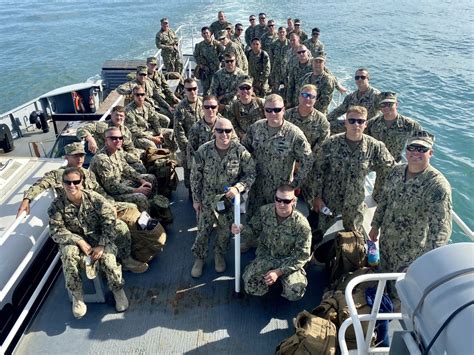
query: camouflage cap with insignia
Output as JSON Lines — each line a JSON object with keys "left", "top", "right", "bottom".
{"left": 407, "top": 130, "right": 435, "bottom": 148}
{"left": 239, "top": 78, "right": 253, "bottom": 86}
{"left": 380, "top": 91, "right": 398, "bottom": 104}
{"left": 64, "top": 142, "right": 85, "bottom": 155}
{"left": 147, "top": 56, "right": 158, "bottom": 65}
{"left": 160, "top": 17, "right": 169, "bottom": 24}
{"left": 136, "top": 65, "right": 148, "bottom": 74}
{"left": 312, "top": 53, "right": 326, "bottom": 61}
{"left": 217, "top": 30, "right": 227, "bottom": 40}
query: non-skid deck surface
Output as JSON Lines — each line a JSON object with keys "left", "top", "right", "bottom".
{"left": 15, "top": 180, "right": 329, "bottom": 354}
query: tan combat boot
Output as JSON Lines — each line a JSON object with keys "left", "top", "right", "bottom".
{"left": 71, "top": 291, "right": 87, "bottom": 319}
{"left": 113, "top": 289, "right": 129, "bottom": 312}
{"left": 121, "top": 256, "right": 149, "bottom": 273}
{"left": 191, "top": 258, "right": 204, "bottom": 278}
{"left": 215, "top": 253, "right": 226, "bottom": 273}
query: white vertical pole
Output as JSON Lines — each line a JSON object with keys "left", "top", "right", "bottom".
{"left": 234, "top": 193, "right": 241, "bottom": 293}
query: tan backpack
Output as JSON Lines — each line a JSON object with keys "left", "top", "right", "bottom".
{"left": 329, "top": 230, "right": 367, "bottom": 282}
{"left": 275, "top": 310, "right": 337, "bottom": 355}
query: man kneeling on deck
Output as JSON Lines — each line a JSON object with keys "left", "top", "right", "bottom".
{"left": 48, "top": 167, "right": 129, "bottom": 318}
{"left": 231, "top": 185, "right": 312, "bottom": 301}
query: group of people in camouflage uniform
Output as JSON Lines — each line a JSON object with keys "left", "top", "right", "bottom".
{"left": 17, "top": 11, "right": 453, "bottom": 317}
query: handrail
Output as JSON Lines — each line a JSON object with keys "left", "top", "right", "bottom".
{"left": 234, "top": 193, "right": 241, "bottom": 293}
{"left": 97, "top": 93, "right": 123, "bottom": 122}
{"left": 338, "top": 272, "right": 404, "bottom": 355}
{"left": 452, "top": 210, "right": 473, "bottom": 240}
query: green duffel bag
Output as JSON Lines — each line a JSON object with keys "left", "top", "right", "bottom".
{"left": 275, "top": 310, "right": 337, "bottom": 355}
{"left": 129, "top": 219, "right": 167, "bottom": 263}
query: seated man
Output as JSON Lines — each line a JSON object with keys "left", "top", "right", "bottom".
{"left": 190, "top": 118, "right": 256, "bottom": 277}
{"left": 76, "top": 105, "right": 146, "bottom": 173}
{"left": 48, "top": 167, "right": 129, "bottom": 318}
{"left": 232, "top": 185, "right": 311, "bottom": 301}
{"left": 89, "top": 127, "right": 156, "bottom": 212}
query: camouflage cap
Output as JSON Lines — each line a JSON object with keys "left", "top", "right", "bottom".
{"left": 217, "top": 30, "right": 227, "bottom": 40}
{"left": 160, "top": 18, "right": 169, "bottom": 24}
{"left": 380, "top": 92, "right": 397, "bottom": 104}
{"left": 312, "top": 53, "right": 326, "bottom": 61}
{"left": 239, "top": 78, "right": 253, "bottom": 86}
{"left": 294, "top": 19, "right": 301, "bottom": 25}
{"left": 64, "top": 142, "right": 85, "bottom": 155}
{"left": 136, "top": 65, "right": 148, "bottom": 74}
{"left": 147, "top": 56, "right": 158, "bottom": 65}
{"left": 407, "top": 131, "right": 435, "bottom": 148}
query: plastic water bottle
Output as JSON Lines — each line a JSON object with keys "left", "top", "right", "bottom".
{"left": 224, "top": 186, "right": 234, "bottom": 204}
{"left": 367, "top": 240, "right": 380, "bottom": 267}
{"left": 320, "top": 206, "right": 333, "bottom": 216}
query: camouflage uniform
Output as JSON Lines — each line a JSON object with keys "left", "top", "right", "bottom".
{"left": 210, "top": 67, "right": 248, "bottom": 105}
{"left": 209, "top": 20, "right": 232, "bottom": 37}
{"left": 148, "top": 70, "right": 176, "bottom": 119}
{"left": 116, "top": 77, "right": 157, "bottom": 109}
{"left": 76, "top": 120, "right": 145, "bottom": 173}
{"left": 125, "top": 101, "right": 174, "bottom": 150}
{"left": 284, "top": 107, "right": 330, "bottom": 154}
{"left": 242, "top": 119, "right": 312, "bottom": 218}
{"left": 90, "top": 147, "right": 156, "bottom": 212}
{"left": 155, "top": 28, "right": 183, "bottom": 73}
{"left": 287, "top": 29, "right": 308, "bottom": 42}
{"left": 372, "top": 164, "right": 452, "bottom": 272}
{"left": 245, "top": 26, "right": 257, "bottom": 48}
{"left": 231, "top": 34, "right": 245, "bottom": 50}
{"left": 173, "top": 96, "right": 204, "bottom": 187}
{"left": 247, "top": 49, "right": 271, "bottom": 97}
{"left": 194, "top": 39, "right": 222, "bottom": 95}
{"left": 242, "top": 204, "right": 312, "bottom": 301}
{"left": 223, "top": 97, "right": 264, "bottom": 139}
{"left": 48, "top": 190, "right": 124, "bottom": 293}
{"left": 254, "top": 24, "right": 267, "bottom": 41}
{"left": 286, "top": 61, "right": 313, "bottom": 107}
{"left": 186, "top": 115, "right": 224, "bottom": 166}
{"left": 223, "top": 41, "right": 248, "bottom": 73}
{"left": 304, "top": 38, "right": 325, "bottom": 57}
{"left": 310, "top": 133, "right": 395, "bottom": 233}
{"left": 261, "top": 33, "right": 277, "bottom": 52}
{"left": 269, "top": 39, "right": 290, "bottom": 93}
{"left": 190, "top": 140, "right": 256, "bottom": 259}
{"left": 299, "top": 70, "right": 336, "bottom": 114}
{"left": 327, "top": 86, "right": 381, "bottom": 134}
{"left": 367, "top": 113, "right": 422, "bottom": 201}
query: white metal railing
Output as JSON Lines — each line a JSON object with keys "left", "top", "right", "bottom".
{"left": 339, "top": 273, "right": 404, "bottom": 355}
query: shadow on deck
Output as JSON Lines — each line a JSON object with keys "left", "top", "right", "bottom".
{"left": 15, "top": 181, "right": 329, "bottom": 354}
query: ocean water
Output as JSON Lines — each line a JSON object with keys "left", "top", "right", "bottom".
{"left": 0, "top": 0, "right": 472, "bottom": 240}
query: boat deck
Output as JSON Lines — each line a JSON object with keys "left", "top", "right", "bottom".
{"left": 14, "top": 179, "right": 329, "bottom": 354}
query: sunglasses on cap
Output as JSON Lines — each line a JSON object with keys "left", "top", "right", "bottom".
{"left": 215, "top": 128, "right": 233, "bottom": 134}
{"left": 239, "top": 85, "right": 252, "bottom": 91}
{"left": 107, "top": 136, "right": 124, "bottom": 141}
{"left": 407, "top": 145, "right": 430, "bottom": 153}
{"left": 63, "top": 179, "right": 82, "bottom": 186}
{"left": 275, "top": 196, "right": 294, "bottom": 204}
{"left": 185, "top": 87, "right": 198, "bottom": 92}
{"left": 354, "top": 75, "right": 367, "bottom": 80}
{"left": 134, "top": 93, "right": 146, "bottom": 96}
{"left": 265, "top": 107, "right": 284, "bottom": 113}
{"left": 347, "top": 118, "right": 367, "bottom": 125}
{"left": 300, "top": 92, "right": 316, "bottom": 99}
{"left": 203, "top": 104, "right": 218, "bottom": 110}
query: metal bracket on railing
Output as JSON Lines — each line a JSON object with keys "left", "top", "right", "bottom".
{"left": 338, "top": 272, "right": 404, "bottom": 355}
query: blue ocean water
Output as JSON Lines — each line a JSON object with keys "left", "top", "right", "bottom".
{"left": 0, "top": 0, "right": 472, "bottom": 240}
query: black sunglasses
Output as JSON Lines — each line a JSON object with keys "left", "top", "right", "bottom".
{"left": 297, "top": 50, "right": 307, "bottom": 54}
{"left": 225, "top": 59, "right": 235, "bottom": 63}
{"left": 63, "top": 179, "right": 82, "bottom": 186}
{"left": 407, "top": 145, "right": 430, "bottom": 153}
{"left": 275, "top": 196, "right": 293, "bottom": 204}
{"left": 215, "top": 128, "right": 233, "bottom": 134}
{"left": 265, "top": 107, "right": 284, "bottom": 113}
{"left": 185, "top": 87, "right": 198, "bottom": 92}
{"left": 239, "top": 85, "right": 252, "bottom": 91}
{"left": 134, "top": 93, "right": 146, "bottom": 96}
{"left": 300, "top": 92, "right": 316, "bottom": 99}
{"left": 380, "top": 102, "right": 394, "bottom": 108}
{"left": 107, "top": 136, "right": 124, "bottom": 141}
{"left": 354, "top": 75, "right": 367, "bottom": 80}
{"left": 203, "top": 105, "right": 218, "bottom": 109}
{"left": 347, "top": 118, "right": 367, "bottom": 125}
